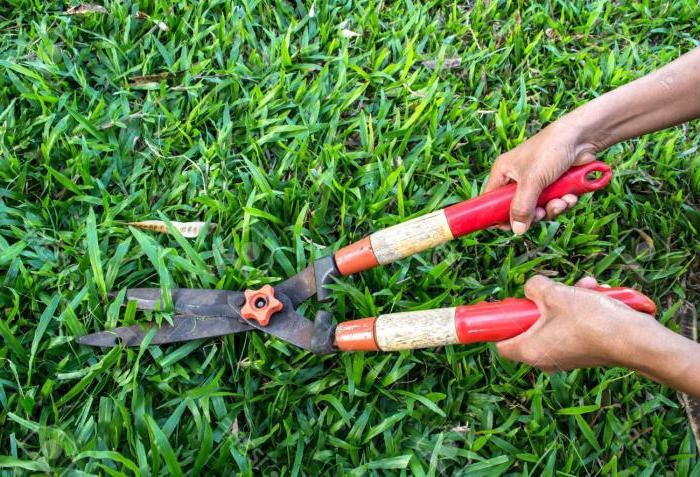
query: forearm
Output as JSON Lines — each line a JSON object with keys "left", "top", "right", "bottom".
{"left": 565, "top": 46, "right": 700, "bottom": 150}
{"left": 617, "top": 314, "right": 700, "bottom": 399}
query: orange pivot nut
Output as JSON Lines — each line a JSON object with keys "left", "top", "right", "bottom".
{"left": 240, "top": 285, "right": 283, "bottom": 326}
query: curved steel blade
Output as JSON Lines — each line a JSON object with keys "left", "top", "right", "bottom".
{"left": 77, "top": 315, "right": 254, "bottom": 347}
{"left": 119, "top": 288, "right": 243, "bottom": 316}
{"left": 274, "top": 266, "right": 317, "bottom": 307}
{"left": 83, "top": 261, "right": 331, "bottom": 350}
{"left": 79, "top": 292, "right": 314, "bottom": 349}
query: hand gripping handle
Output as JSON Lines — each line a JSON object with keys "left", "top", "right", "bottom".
{"left": 334, "top": 161, "right": 612, "bottom": 275}
{"left": 334, "top": 286, "right": 655, "bottom": 352}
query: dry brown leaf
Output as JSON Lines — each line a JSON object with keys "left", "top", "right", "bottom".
{"left": 450, "top": 424, "right": 469, "bottom": 433}
{"left": 231, "top": 418, "right": 239, "bottom": 435}
{"left": 128, "top": 72, "right": 171, "bottom": 85}
{"left": 341, "top": 29, "right": 360, "bottom": 38}
{"left": 422, "top": 57, "right": 462, "bottom": 70}
{"left": 65, "top": 4, "right": 107, "bottom": 15}
{"left": 128, "top": 220, "right": 216, "bottom": 238}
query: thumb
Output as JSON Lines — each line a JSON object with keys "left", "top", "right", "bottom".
{"left": 572, "top": 148, "right": 597, "bottom": 166}
{"left": 510, "top": 177, "right": 545, "bottom": 235}
{"left": 496, "top": 339, "right": 522, "bottom": 361}
{"left": 524, "top": 275, "right": 555, "bottom": 304}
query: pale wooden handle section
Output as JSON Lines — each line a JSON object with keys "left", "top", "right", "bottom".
{"left": 374, "top": 307, "right": 458, "bottom": 351}
{"left": 370, "top": 210, "right": 454, "bottom": 265}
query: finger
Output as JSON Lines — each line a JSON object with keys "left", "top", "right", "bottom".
{"left": 542, "top": 367, "right": 562, "bottom": 375}
{"left": 493, "top": 223, "right": 511, "bottom": 231}
{"left": 545, "top": 198, "right": 568, "bottom": 219}
{"left": 572, "top": 149, "right": 597, "bottom": 166}
{"left": 533, "top": 207, "right": 546, "bottom": 223}
{"left": 484, "top": 167, "right": 510, "bottom": 194}
{"left": 510, "top": 177, "right": 545, "bottom": 235}
{"left": 524, "top": 275, "right": 554, "bottom": 303}
{"left": 575, "top": 276, "right": 599, "bottom": 289}
{"left": 496, "top": 339, "right": 523, "bottom": 362}
{"left": 561, "top": 194, "right": 578, "bottom": 209}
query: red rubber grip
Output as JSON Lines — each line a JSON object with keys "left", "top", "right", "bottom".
{"left": 444, "top": 161, "right": 612, "bottom": 237}
{"left": 454, "top": 286, "right": 656, "bottom": 344}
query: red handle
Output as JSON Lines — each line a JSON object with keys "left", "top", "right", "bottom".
{"left": 334, "top": 161, "right": 612, "bottom": 275}
{"left": 445, "top": 161, "right": 612, "bottom": 236}
{"left": 455, "top": 286, "right": 656, "bottom": 344}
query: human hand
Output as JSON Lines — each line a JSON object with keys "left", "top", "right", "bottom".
{"left": 484, "top": 119, "right": 600, "bottom": 235}
{"left": 496, "top": 275, "right": 657, "bottom": 373}
{"left": 486, "top": 47, "right": 700, "bottom": 236}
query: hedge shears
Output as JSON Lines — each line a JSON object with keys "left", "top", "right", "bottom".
{"left": 78, "top": 162, "right": 656, "bottom": 353}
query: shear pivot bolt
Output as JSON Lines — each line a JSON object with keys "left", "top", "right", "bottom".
{"left": 240, "top": 285, "right": 283, "bottom": 326}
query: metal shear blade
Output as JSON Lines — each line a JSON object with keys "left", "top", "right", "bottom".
{"left": 76, "top": 315, "right": 253, "bottom": 347}
{"left": 77, "top": 259, "right": 336, "bottom": 351}
{"left": 117, "top": 288, "right": 243, "bottom": 316}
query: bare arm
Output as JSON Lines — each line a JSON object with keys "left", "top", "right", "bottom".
{"left": 485, "top": 46, "right": 700, "bottom": 233}
{"left": 573, "top": 46, "right": 700, "bottom": 151}
{"left": 621, "top": 314, "right": 700, "bottom": 398}
{"left": 497, "top": 276, "right": 700, "bottom": 399}
{"left": 488, "top": 48, "right": 700, "bottom": 398}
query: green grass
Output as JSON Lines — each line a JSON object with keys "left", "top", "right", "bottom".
{"left": 1, "top": 0, "right": 700, "bottom": 475}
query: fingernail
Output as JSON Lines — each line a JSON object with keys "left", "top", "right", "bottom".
{"left": 512, "top": 221, "right": 528, "bottom": 235}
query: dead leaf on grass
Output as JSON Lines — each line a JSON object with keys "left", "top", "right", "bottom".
{"left": 65, "top": 4, "right": 107, "bottom": 15}
{"left": 128, "top": 72, "right": 171, "bottom": 85}
{"left": 134, "top": 11, "right": 169, "bottom": 31}
{"left": 422, "top": 57, "right": 462, "bottom": 70}
{"left": 341, "top": 29, "right": 360, "bottom": 38}
{"left": 128, "top": 220, "right": 216, "bottom": 238}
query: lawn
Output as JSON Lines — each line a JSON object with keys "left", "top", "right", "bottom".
{"left": 1, "top": 0, "right": 700, "bottom": 475}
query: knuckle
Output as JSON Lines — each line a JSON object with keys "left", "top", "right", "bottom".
{"left": 510, "top": 205, "right": 533, "bottom": 221}
{"left": 497, "top": 341, "right": 521, "bottom": 361}
{"left": 492, "top": 155, "right": 508, "bottom": 172}
{"left": 525, "top": 275, "right": 549, "bottom": 295}
{"left": 521, "top": 349, "right": 546, "bottom": 367}
{"left": 571, "top": 286, "right": 606, "bottom": 308}
{"left": 593, "top": 293, "right": 613, "bottom": 310}
{"left": 542, "top": 284, "right": 567, "bottom": 308}
{"left": 523, "top": 280, "right": 537, "bottom": 297}
{"left": 520, "top": 167, "right": 547, "bottom": 185}
{"left": 541, "top": 293, "right": 557, "bottom": 308}
{"left": 495, "top": 151, "right": 513, "bottom": 163}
